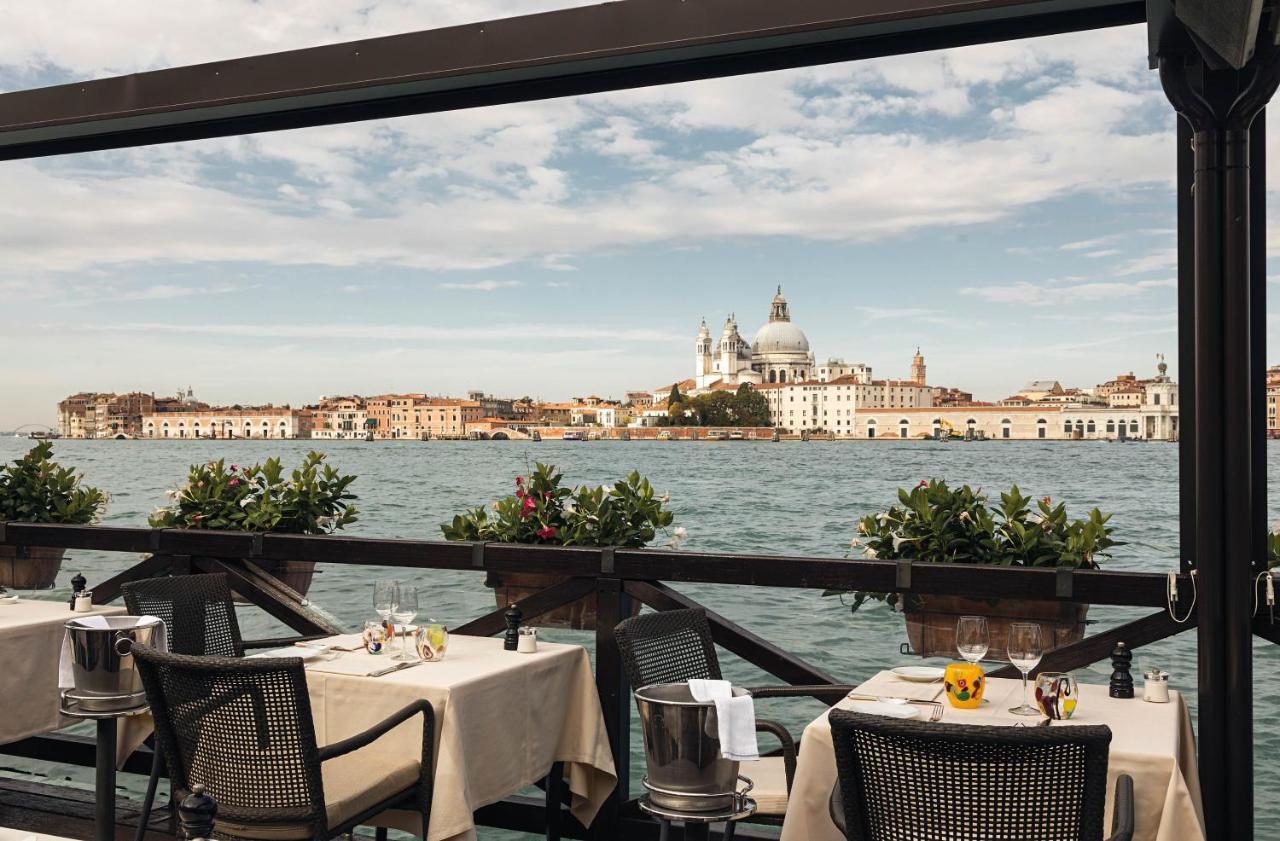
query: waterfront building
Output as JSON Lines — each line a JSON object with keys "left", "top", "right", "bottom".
{"left": 759, "top": 375, "right": 936, "bottom": 434}
{"left": 1018, "top": 380, "right": 1064, "bottom": 402}
{"left": 309, "top": 396, "right": 368, "bottom": 440}
{"left": 141, "top": 405, "right": 301, "bottom": 439}
{"left": 693, "top": 287, "right": 817, "bottom": 390}
{"left": 56, "top": 393, "right": 95, "bottom": 438}
{"left": 1268, "top": 365, "right": 1280, "bottom": 434}
{"left": 467, "top": 391, "right": 517, "bottom": 419}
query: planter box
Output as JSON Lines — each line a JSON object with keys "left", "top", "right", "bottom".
{"left": 903, "top": 594, "right": 1088, "bottom": 661}
{"left": 0, "top": 545, "right": 65, "bottom": 589}
{"left": 489, "top": 570, "right": 640, "bottom": 631}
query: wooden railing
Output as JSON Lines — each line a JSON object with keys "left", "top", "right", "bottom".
{"left": 0, "top": 523, "right": 1211, "bottom": 839}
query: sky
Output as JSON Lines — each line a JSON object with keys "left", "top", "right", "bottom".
{"left": 0, "top": 1, "right": 1273, "bottom": 428}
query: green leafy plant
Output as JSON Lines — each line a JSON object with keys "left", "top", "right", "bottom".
{"left": 440, "top": 462, "right": 681, "bottom": 548}
{"left": 0, "top": 442, "right": 106, "bottom": 524}
{"left": 831, "top": 479, "right": 1120, "bottom": 613}
{"left": 148, "top": 452, "right": 357, "bottom": 534}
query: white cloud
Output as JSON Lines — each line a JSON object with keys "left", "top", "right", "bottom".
{"left": 961, "top": 278, "right": 1170, "bottom": 306}
{"left": 435, "top": 279, "right": 523, "bottom": 292}
{"left": 89, "top": 320, "right": 682, "bottom": 344}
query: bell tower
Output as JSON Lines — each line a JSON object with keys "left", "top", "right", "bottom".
{"left": 910, "top": 348, "right": 927, "bottom": 384}
{"left": 695, "top": 319, "right": 713, "bottom": 382}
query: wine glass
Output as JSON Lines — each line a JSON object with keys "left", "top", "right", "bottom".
{"left": 373, "top": 579, "right": 398, "bottom": 628}
{"left": 1007, "top": 622, "right": 1045, "bottom": 716}
{"left": 956, "top": 615, "right": 989, "bottom": 664}
{"left": 392, "top": 583, "right": 419, "bottom": 661}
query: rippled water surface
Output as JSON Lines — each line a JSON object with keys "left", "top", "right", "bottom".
{"left": 3, "top": 437, "right": 1277, "bottom": 834}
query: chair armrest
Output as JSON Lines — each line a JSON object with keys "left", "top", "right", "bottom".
{"left": 242, "top": 634, "right": 332, "bottom": 650}
{"left": 754, "top": 717, "right": 797, "bottom": 791}
{"left": 1106, "top": 774, "right": 1135, "bottom": 841}
{"left": 317, "top": 699, "right": 434, "bottom": 762}
{"left": 828, "top": 785, "right": 847, "bottom": 836}
{"left": 748, "top": 684, "right": 859, "bottom": 702}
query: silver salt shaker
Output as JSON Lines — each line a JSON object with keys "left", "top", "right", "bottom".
{"left": 1143, "top": 668, "right": 1170, "bottom": 703}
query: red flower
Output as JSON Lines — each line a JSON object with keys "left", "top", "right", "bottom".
{"left": 537, "top": 525, "right": 557, "bottom": 541}
{"left": 544, "top": 491, "right": 552, "bottom": 500}
{"left": 521, "top": 495, "right": 537, "bottom": 517}
{"left": 516, "top": 488, "right": 525, "bottom": 498}
{"left": 918, "top": 480, "right": 928, "bottom": 488}
{"left": 515, "top": 476, "right": 524, "bottom": 486}
{"left": 228, "top": 478, "right": 241, "bottom": 488}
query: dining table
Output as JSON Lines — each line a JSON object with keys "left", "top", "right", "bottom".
{"left": 121, "top": 632, "right": 617, "bottom": 841}
{"left": 0, "top": 597, "right": 123, "bottom": 746}
{"left": 779, "top": 669, "right": 1206, "bottom": 841}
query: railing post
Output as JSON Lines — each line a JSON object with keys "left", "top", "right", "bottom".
{"left": 593, "top": 577, "right": 630, "bottom": 839}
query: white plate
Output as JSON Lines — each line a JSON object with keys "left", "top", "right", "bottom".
{"left": 890, "top": 666, "right": 946, "bottom": 682}
{"left": 0, "top": 594, "right": 18, "bottom": 605}
{"left": 845, "top": 700, "right": 921, "bottom": 720}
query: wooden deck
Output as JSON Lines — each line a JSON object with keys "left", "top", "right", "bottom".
{"left": 0, "top": 777, "right": 173, "bottom": 841}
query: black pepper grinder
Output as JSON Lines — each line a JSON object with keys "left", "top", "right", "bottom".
{"left": 69, "top": 572, "right": 87, "bottom": 611}
{"left": 178, "top": 783, "right": 218, "bottom": 840}
{"left": 504, "top": 603, "right": 523, "bottom": 651}
{"left": 1109, "top": 641, "right": 1134, "bottom": 698}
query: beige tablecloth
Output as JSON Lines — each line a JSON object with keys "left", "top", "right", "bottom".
{"left": 781, "top": 670, "right": 1205, "bottom": 841}
{"left": 124, "top": 634, "right": 616, "bottom": 841}
{"left": 0, "top": 598, "right": 123, "bottom": 745}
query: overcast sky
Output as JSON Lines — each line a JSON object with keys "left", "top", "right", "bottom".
{"left": 1, "top": 2, "right": 1271, "bottom": 428}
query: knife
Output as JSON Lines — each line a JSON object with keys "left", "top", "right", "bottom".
{"left": 369, "top": 661, "right": 421, "bottom": 678}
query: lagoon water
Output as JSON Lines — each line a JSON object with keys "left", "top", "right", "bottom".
{"left": 3, "top": 436, "right": 1276, "bottom": 834}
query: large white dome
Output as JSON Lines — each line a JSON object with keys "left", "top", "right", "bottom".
{"left": 753, "top": 320, "right": 810, "bottom": 354}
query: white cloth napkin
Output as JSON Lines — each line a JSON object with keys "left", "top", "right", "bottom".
{"left": 58, "top": 615, "right": 169, "bottom": 689}
{"left": 688, "top": 678, "right": 760, "bottom": 762}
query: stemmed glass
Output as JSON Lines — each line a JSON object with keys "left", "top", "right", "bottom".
{"left": 1007, "top": 622, "right": 1045, "bottom": 716}
{"left": 392, "top": 583, "right": 419, "bottom": 661}
{"left": 956, "top": 615, "right": 989, "bottom": 665}
{"left": 373, "top": 579, "right": 398, "bottom": 631}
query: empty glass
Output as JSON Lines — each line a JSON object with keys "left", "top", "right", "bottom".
{"left": 956, "top": 615, "right": 989, "bottom": 664}
{"left": 392, "top": 583, "right": 419, "bottom": 661}
{"left": 1007, "top": 622, "right": 1045, "bottom": 716}
{"left": 373, "top": 579, "right": 398, "bottom": 624}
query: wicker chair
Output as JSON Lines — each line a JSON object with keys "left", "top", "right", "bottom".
{"left": 133, "top": 646, "right": 434, "bottom": 841}
{"left": 123, "top": 573, "right": 245, "bottom": 657}
{"left": 614, "top": 607, "right": 859, "bottom": 819}
{"left": 828, "top": 709, "right": 1135, "bottom": 841}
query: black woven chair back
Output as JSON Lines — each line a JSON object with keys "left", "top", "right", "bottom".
{"left": 133, "top": 646, "right": 326, "bottom": 829}
{"left": 123, "top": 573, "right": 244, "bottom": 657}
{"left": 614, "top": 608, "right": 722, "bottom": 689}
{"left": 829, "top": 709, "right": 1112, "bottom": 841}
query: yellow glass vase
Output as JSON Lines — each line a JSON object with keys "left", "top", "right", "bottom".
{"left": 944, "top": 662, "right": 985, "bottom": 709}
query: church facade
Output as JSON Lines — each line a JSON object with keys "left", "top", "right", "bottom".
{"left": 693, "top": 288, "right": 818, "bottom": 389}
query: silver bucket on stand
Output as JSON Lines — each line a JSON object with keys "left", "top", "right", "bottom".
{"left": 634, "top": 682, "right": 754, "bottom": 813}
{"left": 64, "top": 615, "right": 161, "bottom": 712}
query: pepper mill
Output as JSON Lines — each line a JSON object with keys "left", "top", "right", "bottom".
{"left": 178, "top": 783, "right": 217, "bottom": 840}
{"left": 504, "top": 603, "right": 523, "bottom": 651}
{"left": 1109, "top": 641, "right": 1134, "bottom": 698}
{"left": 69, "top": 572, "right": 87, "bottom": 611}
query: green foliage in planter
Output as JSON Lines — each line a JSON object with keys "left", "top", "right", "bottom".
{"left": 0, "top": 442, "right": 106, "bottom": 524}
{"left": 831, "top": 479, "right": 1120, "bottom": 614}
{"left": 440, "top": 462, "right": 680, "bottom": 548}
{"left": 148, "top": 452, "right": 357, "bottom": 534}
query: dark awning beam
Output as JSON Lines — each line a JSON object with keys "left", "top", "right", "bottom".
{"left": 0, "top": 0, "right": 1142, "bottom": 160}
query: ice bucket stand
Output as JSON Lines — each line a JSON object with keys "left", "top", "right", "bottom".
{"left": 60, "top": 692, "right": 149, "bottom": 841}
{"left": 638, "top": 777, "right": 756, "bottom": 841}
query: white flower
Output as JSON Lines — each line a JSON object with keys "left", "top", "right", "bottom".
{"left": 164, "top": 489, "right": 181, "bottom": 502}
{"left": 239, "top": 497, "right": 253, "bottom": 509}
{"left": 849, "top": 537, "right": 861, "bottom": 549}
{"left": 150, "top": 507, "right": 167, "bottom": 519}
{"left": 659, "top": 492, "right": 670, "bottom": 504}
{"left": 669, "top": 526, "right": 689, "bottom": 550}
{"left": 674, "top": 526, "right": 688, "bottom": 539}
{"left": 892, "top": 535, "right": 909, "bottom": 552}
{"left": 562, "top": 499, "right": 577, "bottom": 515}
{"left": 876, "top": 513, "right": 890, "bottom": 525}
{"left": 864, "top": 547, "right": 878, "bottom": 559}
{"left": 316, "top": 515, "right": 334, "bottom": 529}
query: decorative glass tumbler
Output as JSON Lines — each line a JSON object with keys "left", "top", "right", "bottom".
{"left": 943, "top": 662, "right": 985, "bottom": 709}
{"left": 363, "top": 620, "right": 387, "bottom": 654}
{"left": 415, "top": 623, "right": 449, "bottom": 661}
{"left": 1035, "top": 672, "right": 1078, "bottom": 720}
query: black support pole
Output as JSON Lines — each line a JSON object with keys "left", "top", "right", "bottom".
{"left": 1159, "top": 39, "right": 1280, "bottom": 840}
{"left": 593, "top": 577, "right": 631, "bottom": 840}
{"left": 1177, "top": 114, "right": 1196, "bottom": 572}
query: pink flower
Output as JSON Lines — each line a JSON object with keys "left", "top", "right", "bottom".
{"left": 515, "top": 476, "right": 524, "bottom": 486}
{"left": 516, "top": 488, "right": 525, "bottom": 498}
{"left": 538, "top": 525, "right": 557, "bottom": 541}
{"left": 228, "top": 478, "right": 241, "bottom": 488}
{"left": 521, "top": 495, "right": 537, "bottom": 517}
{"left": 918, "top": 480, "right": 928, "bottom": 488}
{"left": 230, "top": 464, "right": 239, "bottom": 472}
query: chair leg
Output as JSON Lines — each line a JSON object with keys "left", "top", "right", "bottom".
{"left": 544, "top": 761, "right": 564, "bottom": 841}
{"left": 133, "top": 743, "right": 163, "bottom": 841}
{"left": 374, "top": 829, "right": 388, "bottom": 841}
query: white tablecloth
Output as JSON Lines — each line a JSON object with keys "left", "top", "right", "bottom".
{"left": 781, "top": 670, "right": 1205, "bottom": 841}
{"left": 0, "top": 599, "right": 123, "bottom": 745}
{"left": 125, "top": 634, "right": 616, "bottom": 841}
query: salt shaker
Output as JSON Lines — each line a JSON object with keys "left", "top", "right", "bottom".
{"left": 1143, "top": 668, "right": 1170, "bottom": 703}
{"left": 74, "top": 589, "right": 94, "bottom": 613}
{"left": 517, "top": 627, "right": 538, "bottom": 653}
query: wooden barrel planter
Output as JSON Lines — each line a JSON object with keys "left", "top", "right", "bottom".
{"left": 489, "top": 570, "right": 641, "bottom": 630}
{"left": 903, "top": 594, "right": 1088, "bottom": 661}
{"left": 0, "top": 545, "right": 66, "bottom": 589}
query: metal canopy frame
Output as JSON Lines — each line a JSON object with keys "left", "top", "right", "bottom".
{"left": 0, "top": 1, "right": 1269, "bottom": 840}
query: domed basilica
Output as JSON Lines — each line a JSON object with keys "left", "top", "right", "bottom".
{"left": 694, "top": 287, "right": 817, "bottom": 390}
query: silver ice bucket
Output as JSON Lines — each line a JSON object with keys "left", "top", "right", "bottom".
{"left": 635, "top": 682, "right": 753, "bottom": 813}
{"left": 65, "top": 615, "right": 161, "bottom": 712}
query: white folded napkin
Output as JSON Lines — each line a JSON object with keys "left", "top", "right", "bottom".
{"left": 688, "top": 678, "right": 760, "bottom": 762}
{"left": 59, "top": 615, "right": 169, "bottom": 690}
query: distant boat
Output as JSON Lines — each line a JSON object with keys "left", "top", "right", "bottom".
{"left": 562, "top": 430, "right": 585, "bottom": 441}
{"left": 728, "top": 430, "right": 744, "bottom": 440}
